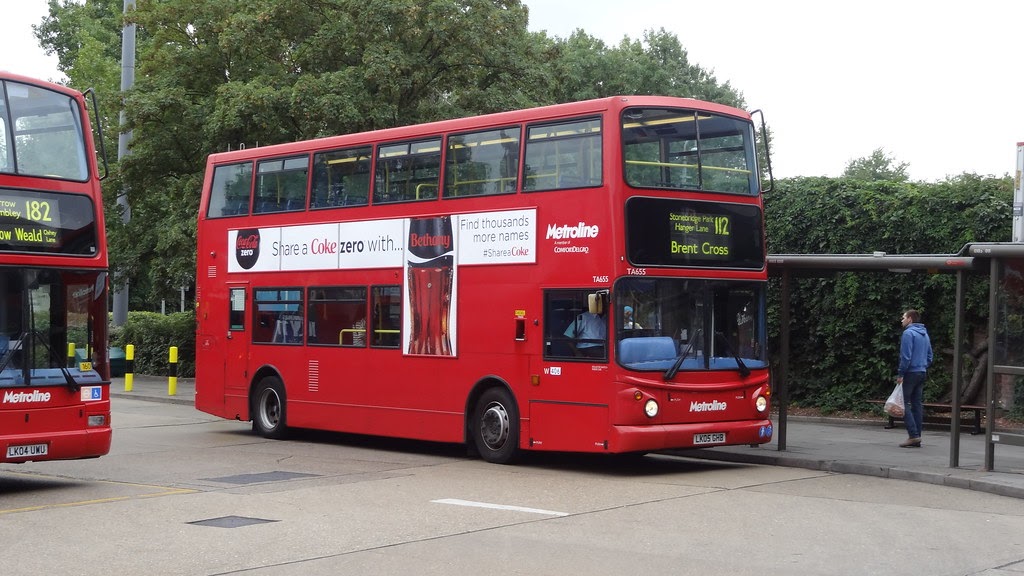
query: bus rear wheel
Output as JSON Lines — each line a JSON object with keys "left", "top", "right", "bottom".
{"left": 472, "top": 387, "right": 520, "bottom": 464}
{"left": 252, "top": 376, "right": 288, "bottom": 439}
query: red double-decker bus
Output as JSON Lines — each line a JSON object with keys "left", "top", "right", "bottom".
{"left": 0, "top": 72, "right": 111, "bottom": 463}
{"left": 195, "top": 95, "right": 772, "bottom": 463}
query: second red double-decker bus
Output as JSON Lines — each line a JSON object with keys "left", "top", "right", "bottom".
{"left": 0, "top": 72, "right": 112, "bottom": 464}
{"left": 195, "top": 95, "right": 772, "bottom": 463}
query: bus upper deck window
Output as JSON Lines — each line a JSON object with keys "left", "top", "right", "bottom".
{"left": 523, "top": 118, "right": 602, "bottom": 192}
{"left": 208, "top": 162, "right": 253, "bottom": 218}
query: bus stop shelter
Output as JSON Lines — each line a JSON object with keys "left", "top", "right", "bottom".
{"left": 769, "top": 243, "right": 1024, "bottom": 471}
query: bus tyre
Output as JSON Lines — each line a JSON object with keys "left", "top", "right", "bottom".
{"left": 252, "top": 376, "right": 288, "bottom": 439}
{"left": 472, "top": 387, "right": 520, "bottom": 464}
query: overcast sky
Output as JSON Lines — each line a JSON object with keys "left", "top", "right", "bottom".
{"left": 3, "top": 0, "right": 1021, "bottom": 182}
{"left": 523, "top": 0, "right": 1023, "bottom": 181}
{"left": 0, "top": 2, "right": 66, "bottom": 82}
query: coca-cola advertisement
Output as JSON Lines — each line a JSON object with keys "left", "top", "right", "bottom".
{"left": 235, "top": 228, "right": 261, "bottom": 270}
{"left": 404, "top": 216, "right": 456, "bottom": 356}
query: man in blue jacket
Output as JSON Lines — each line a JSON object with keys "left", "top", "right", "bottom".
{"left": 897, "top": 309, "right": 933, "bottom": 447}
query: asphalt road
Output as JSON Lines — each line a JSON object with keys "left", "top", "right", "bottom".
{"left": 2, "top": 397, "right": 1024, "bottom": 576}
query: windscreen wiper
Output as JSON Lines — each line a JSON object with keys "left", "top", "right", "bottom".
{"left": 715, "top": 331, "right": 750, "bottom": 378}
{"left": 25, "top": 330, "right": 81, "bottom": 392}
{"left": 664, "top": 329, "right": 701, "bottom": 381}
{"left": 0, "top": 331, "right": 24, "bottom": 373}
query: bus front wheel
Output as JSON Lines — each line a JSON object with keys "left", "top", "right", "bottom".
{"left": 252, "top": 376, "right": 288, "bottom": 439}
{"left": 472, "top": 387, "right": 520, "bottom": 464}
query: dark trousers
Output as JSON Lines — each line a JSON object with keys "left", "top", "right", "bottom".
{"left": 902, "top": 372, "right": 926, "bottom": 438}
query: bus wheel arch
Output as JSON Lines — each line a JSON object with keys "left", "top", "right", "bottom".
{"left": 250, "top": 368, "right": 288, "bottom": 440}
{"left": 467, "top": 379, "right": 521, "bottom": 464}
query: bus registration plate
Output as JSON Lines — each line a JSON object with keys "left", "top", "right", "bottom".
{"left": 693, "top": 433, "right": 725, "bottom": 445}
{"left": 7, "top": 443, "right": 48, "bottom": 458}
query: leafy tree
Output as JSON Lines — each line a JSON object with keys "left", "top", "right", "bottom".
{"left": 842, "top": 147, "right": 910, "bottom": 182}
{"left": 534, "top": 28, "right": 745, "bottom": 107}
{"left": 37, "top": 0, "right": 748, "bottom": 310}
{"left": 35, "top": 0, "right": 124, "bottom": 92}
{"left": 53, "top": 0, "right": 545, "bottom": 307}
{"left": 35, "top": 2, "right": 126, "bottom": 207}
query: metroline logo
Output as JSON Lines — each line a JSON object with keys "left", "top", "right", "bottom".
{"left": 3, "top": 390, "right": 52, "bottom": 404}
{"left": 545, "top": 222, "right": 599, "bottom": 240}
{"left": 690, "top": 400, "right": 727, "bottom": 412}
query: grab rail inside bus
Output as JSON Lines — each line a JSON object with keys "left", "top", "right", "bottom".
{"left": 338, "top": 328, "right": 367, "bottom": 345}
{"left": 624, "top": 159, "right": 752, "bottom": 175}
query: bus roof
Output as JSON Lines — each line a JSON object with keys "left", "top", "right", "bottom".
{"left": 205, "top": 95, "right": 752, "bottom": 165}
{"left": 0, "top": 70, "right": 83, "bottom": 98}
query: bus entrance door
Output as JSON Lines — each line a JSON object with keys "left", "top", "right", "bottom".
{"left": 225, "top": 284, "right": 251, "bottom": 398}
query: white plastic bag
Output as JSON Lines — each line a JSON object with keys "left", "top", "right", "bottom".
{"left": 884, "top": 383, "right": 904, "bottom": 418}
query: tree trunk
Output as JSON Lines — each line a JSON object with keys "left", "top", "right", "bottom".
{"left": 961, "top": 350, "right": 987, "bottom": 405}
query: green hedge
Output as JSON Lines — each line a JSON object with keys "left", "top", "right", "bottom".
{"left": 103, "top": 174, "right": 1015, "bottom": 405}
{"left": 765, "top": 174, "right": 1013, "bottom": 413}
{"left": 110, "top": 311, "right": 195, "bottom": 378}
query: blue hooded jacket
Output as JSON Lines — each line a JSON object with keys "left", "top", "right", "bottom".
{"left": 899, "top": 323, "right": 933, "bottom": 376}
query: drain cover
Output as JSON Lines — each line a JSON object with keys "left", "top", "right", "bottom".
{"left": 188, "top": 516, "right": 279, "bottom": 528}
{"left": 201, "top": 471, "right": 320, "bottom": 484}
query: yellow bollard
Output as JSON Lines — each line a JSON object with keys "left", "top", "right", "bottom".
{"left": 67, "top": 343, "right": 75, "bottom": 369}
{"left": 125, "top": 344, "right": 135, "bottom": 392}
{"left": 168, "top": 346, "right": 178, "bottom": 396}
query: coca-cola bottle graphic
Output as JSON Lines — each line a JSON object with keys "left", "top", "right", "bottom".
{"left": 407, "top": 216, "right": 454, "bottom": 355}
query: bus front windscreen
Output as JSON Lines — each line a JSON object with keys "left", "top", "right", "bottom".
{"left": 621, "top": 107, "right": 758, "bottom": 195}
{"left": 0, "top": 267, "right": 105, "bottom": 387}
{"left": 0, "top": 80, "right": 89, "bottom": 181}
{"left": 615, "top": 277, "right": 767, "bottom": 373}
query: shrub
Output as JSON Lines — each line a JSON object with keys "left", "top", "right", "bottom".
{"left": 765, "top": 174, "right": 1012, "bottom": 409}
{"left": 110, "top": 311, "right": 195, "bottom": 377}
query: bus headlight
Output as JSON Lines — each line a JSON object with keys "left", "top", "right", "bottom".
{"left": 87, "top": 415, "right": 107, "bottom": 427}
{"left": 644, "top": 399, "right": 659, "bottom": 418}
{"left": 755, "top": 395, "right": 768, "bottom": 413}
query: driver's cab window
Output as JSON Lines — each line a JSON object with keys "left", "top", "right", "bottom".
{"left": 544, "top": 289, "right": 608, "bottom": 361}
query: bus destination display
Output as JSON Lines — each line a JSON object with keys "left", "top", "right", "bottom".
{"left": 626, "top": 196, "right": 763, "bottom": 269}
{"left": 0, "top": 189, "right": 95, "bottom": 254}
{"left": 668, "top": 210, "right": 731, "bottom": 258}
{"left": 0, "top": 194, "right": 60, "bottom": 247}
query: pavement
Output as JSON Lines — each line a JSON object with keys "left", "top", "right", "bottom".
{"left": 110, "top": 374, "right": 1024, "bottom": 500}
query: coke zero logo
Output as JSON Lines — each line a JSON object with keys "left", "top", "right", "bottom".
{"left": 235, "top": 228, "right": 260, "bottom": 269}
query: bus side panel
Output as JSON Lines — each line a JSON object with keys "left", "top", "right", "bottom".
{"left": 287, "top": 400, "right": 465, "bottom": 444}
{"left": 528, "top": 401, "right": 609, "bottom": 453}
{"left": 195, "top": 333, "right": 226, "bottom": 417}
{"left": 282, "top": 347, "right": 471, "bottom": 444}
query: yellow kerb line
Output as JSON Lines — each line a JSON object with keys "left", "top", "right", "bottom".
{"left": 0, "top": 474, "right": 197, "bottom": 516}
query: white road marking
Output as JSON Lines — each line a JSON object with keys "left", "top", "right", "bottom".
{"left": 432, "top": 498, "right": 569, "bottom": 517}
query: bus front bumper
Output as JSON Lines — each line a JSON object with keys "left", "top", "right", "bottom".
{"left": 608, "top": 418, "right": 773, "bottom": 454}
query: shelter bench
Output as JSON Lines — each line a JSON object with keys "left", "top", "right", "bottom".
{"left": 866, "top": 400, "right": 986, "bottom": 435}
